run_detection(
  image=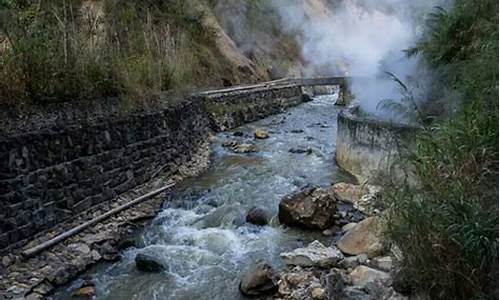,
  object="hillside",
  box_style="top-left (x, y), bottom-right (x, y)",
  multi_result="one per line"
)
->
top-left (0, 0), bottom-right (321, 106)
